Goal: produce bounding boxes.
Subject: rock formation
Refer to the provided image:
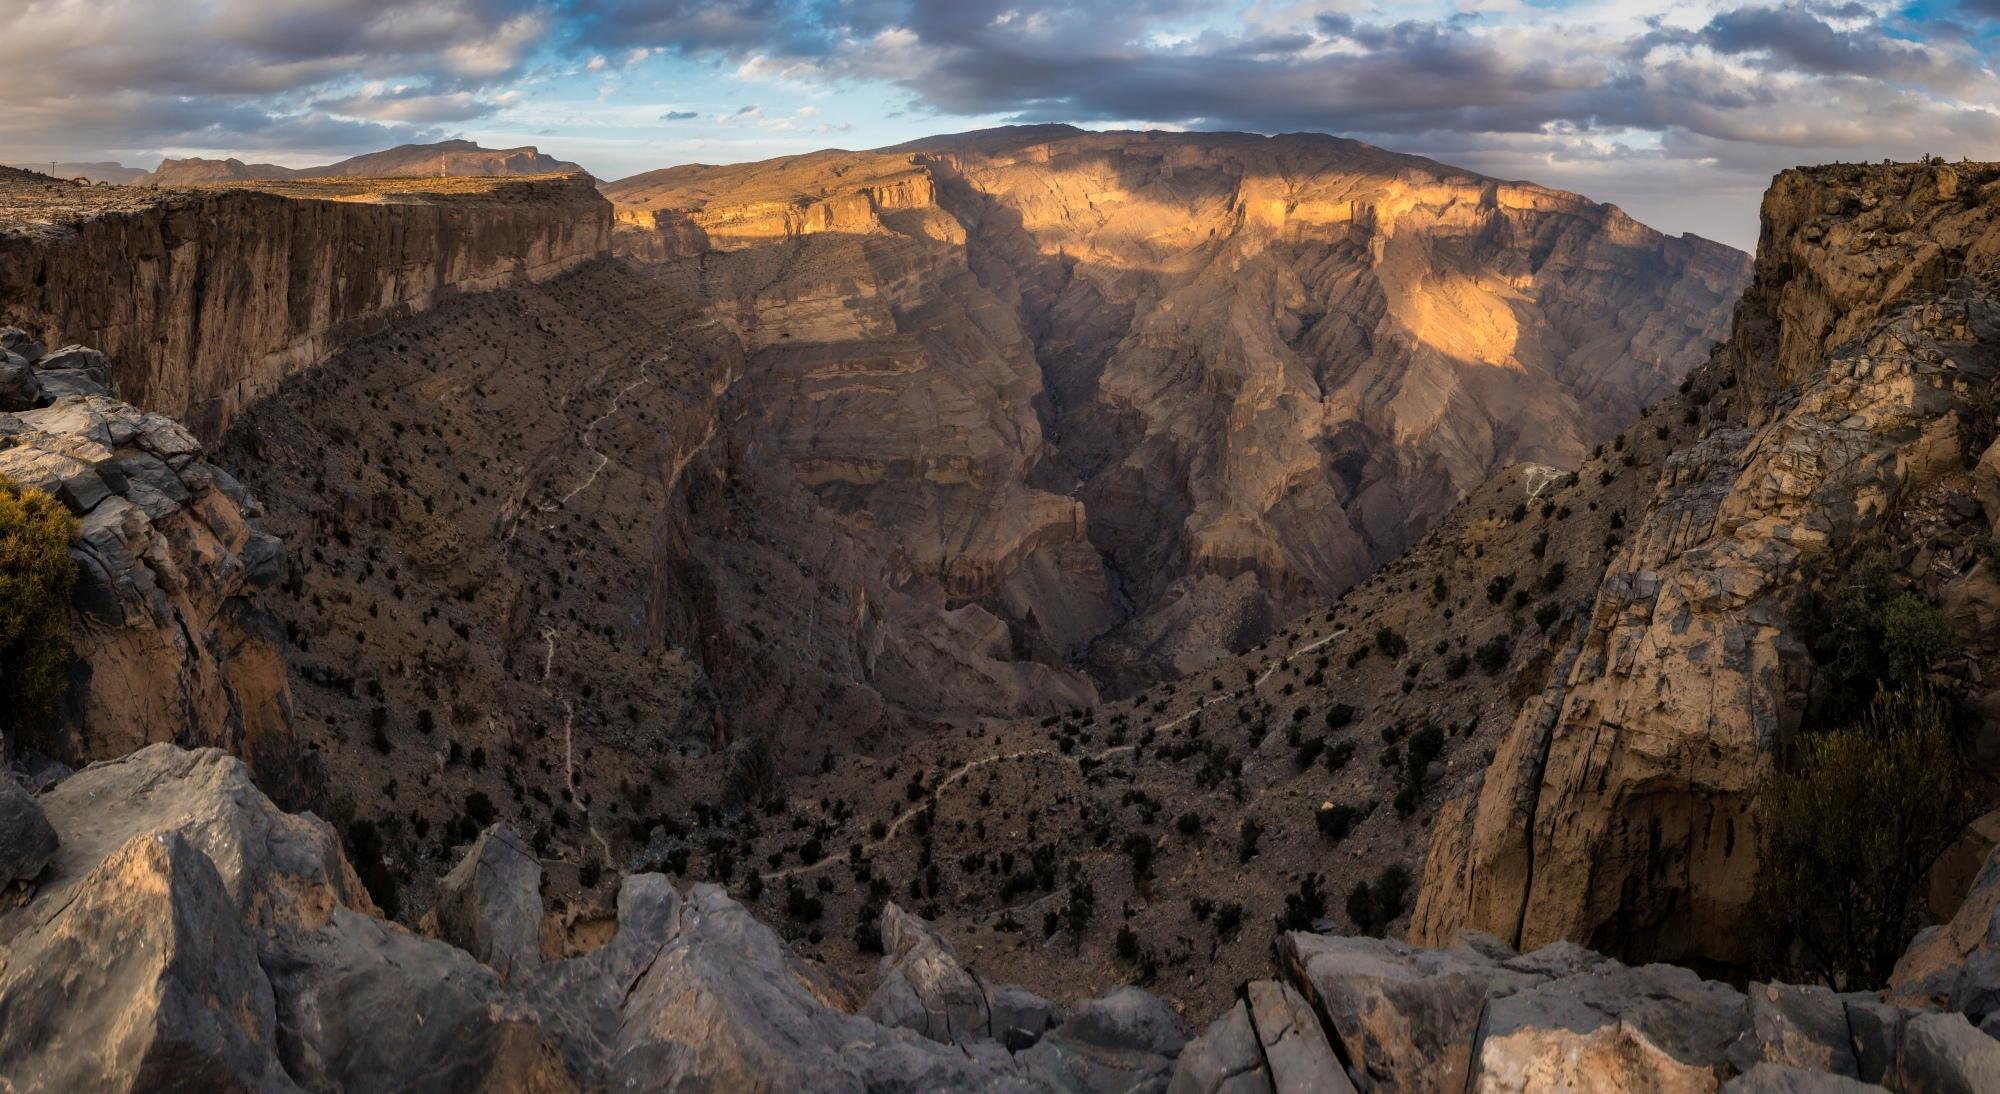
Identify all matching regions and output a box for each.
[0,170,608,441]
[1413,160,2000,968]
[0,329,295,796]
[4,742,1998,1091]
[605,126,1750,688]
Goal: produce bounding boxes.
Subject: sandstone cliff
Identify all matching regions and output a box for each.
[0,171,609,441]
[604,127,1749,689]
[1413,161,2000,966]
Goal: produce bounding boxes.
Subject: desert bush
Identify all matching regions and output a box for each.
[1346,864,1411,937]
[1757,686,1971,989]
[0,476,78,738]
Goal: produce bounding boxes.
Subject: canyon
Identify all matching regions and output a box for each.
[3,136,1999,1092]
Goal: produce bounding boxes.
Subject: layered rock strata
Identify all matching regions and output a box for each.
[0,329,294,794]
[604,127,1749,688]
[0,171,609,441]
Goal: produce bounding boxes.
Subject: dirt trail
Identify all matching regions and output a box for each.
[760,625,1346,884]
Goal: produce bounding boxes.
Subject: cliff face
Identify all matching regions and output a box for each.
[604,128,1749,688]
[1413,161,2000,965]
[0,173,609,441]
[0,333,296,798]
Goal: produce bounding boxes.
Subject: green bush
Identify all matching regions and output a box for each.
[1757,687,1971,989]
[0,476,78,739]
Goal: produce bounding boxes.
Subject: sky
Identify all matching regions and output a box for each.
[2,1,1998,249]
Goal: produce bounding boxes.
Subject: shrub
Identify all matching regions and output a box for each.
[1279,873,1327,931]
[1757,687,1971,988]
[1374,627,1408,658]
[1474,634,1512,674]
[1316,803,1359,842]
[1236,818,1264,863]
[0,477,78,739]
[1346,864,1411,937]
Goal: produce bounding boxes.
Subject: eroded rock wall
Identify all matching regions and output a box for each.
[1413,162,2000,966]
[0,174,610,440]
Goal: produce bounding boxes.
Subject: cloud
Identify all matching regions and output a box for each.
[0,0,550,161]
[661,110,699,121]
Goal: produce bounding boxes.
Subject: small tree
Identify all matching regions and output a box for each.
[0,476,78,740]
[1757,686,1971,989]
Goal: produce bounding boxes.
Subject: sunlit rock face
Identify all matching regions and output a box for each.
[606,126,1749,688]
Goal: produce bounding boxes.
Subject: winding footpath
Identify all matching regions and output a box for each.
[759,624,1347,884]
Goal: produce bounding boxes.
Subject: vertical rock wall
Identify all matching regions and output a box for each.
[0,176,611,440]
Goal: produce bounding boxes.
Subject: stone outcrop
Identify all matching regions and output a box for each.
[0,779,56,884]
[0,744,1193,1091]
[3,743,1998,1090]
[0,330,295,794]
[0,170,609,440]
[1414,160,2000,967]
[603,126,1749,690]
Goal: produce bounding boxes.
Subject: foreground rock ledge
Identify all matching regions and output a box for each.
[5,744,2000,1092]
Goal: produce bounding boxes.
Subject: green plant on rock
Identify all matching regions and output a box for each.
[0,476,78,740]
[1756,686,1972,989]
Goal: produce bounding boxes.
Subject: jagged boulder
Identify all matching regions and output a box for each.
[1469,959,1746,1091]
[1277,930,1541,1091]
[1016,985,1186,1092]
[865,901,999,1043]
[1244,979,1354,1093]
[423,822,544,982]
[0,779,56,883]
[1729,983,1867,1078]
[1169,999,1272,1094]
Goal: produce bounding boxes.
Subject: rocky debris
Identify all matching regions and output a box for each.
[0,743,1197,1091]
[0,778,56,883]
[8,742,2000,1091]
[422,822,544,983]
[0,333,296,795]
[1415,159,2000,970]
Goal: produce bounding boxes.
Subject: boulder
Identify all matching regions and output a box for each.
[0,354,36,411]
[1723,1063,1885,1092]
[1169,1000,1273,1094]
[1245,979,1353,1094]
[1469,960,1745,1092]
[0,779,57,883]
[1891,845,2000,1025]
[1727,982,1864,1077]
[0,832,287,1092]
[425,822,545,982]
[864,901,995,1042]
[1017,985,1187,1092]
[1893,1011,2000,1094]
[1278,930,1537,1091]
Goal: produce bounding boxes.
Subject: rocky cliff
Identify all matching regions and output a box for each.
[604,127,1749,689]
[1413,161,2000,965]
[0,171,609,441]
[0,329,296,798]
[4,742,1998,1092]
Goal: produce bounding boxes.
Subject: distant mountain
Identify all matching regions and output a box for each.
[139,140,587,187]
[143,157,298,186]
[2,161,148,184]
[300,139,586,179]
